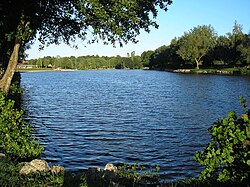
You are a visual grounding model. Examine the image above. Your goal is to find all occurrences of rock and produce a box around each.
[30,159,50,172]
[104,163,118,173]
[51,166,64,175]
[19,165,35,175]
[173,69,191,73]
[19,159,50,175]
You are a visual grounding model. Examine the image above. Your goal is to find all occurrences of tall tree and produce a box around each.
[141,50,154,67]
[0,1,40,93]
[238,33,250,65]
[210,35,232,65]
[177,25,217,69]
[165,37,185,69]
[227,21,244,65]
[149,45,169,69]
[0,0,173,94]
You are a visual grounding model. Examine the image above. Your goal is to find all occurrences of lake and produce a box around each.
[21,70,250,181]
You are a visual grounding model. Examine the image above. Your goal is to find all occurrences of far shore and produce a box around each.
[16,68,77,73]
[155,67,250,76]
[16,67,250,76]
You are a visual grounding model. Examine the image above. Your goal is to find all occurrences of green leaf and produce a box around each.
[247,160,250,166]
[216,149,220,155]
[246,126,250,138]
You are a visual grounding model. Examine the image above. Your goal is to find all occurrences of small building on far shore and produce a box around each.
[47,64,53,68]
[16,64,38,69]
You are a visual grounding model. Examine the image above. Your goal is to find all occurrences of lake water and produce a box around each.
[21,70,250,181]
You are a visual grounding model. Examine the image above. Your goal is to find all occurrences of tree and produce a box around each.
[209,35,232,66]
[227,21,244,65]
[165,37,185,69]
[0,1,39,94]
[141,50,154,67]
[177,25,217,69]
[131,51,136,63]
[149,45,169,69]
[0,0,173,94]
[237,33,250,66]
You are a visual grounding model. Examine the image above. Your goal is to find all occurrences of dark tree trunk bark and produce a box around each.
[0,42,21,95]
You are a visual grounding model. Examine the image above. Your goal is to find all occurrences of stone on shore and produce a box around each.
[104,163,118,172]
[19,159,50,175]
[51,165,65,175]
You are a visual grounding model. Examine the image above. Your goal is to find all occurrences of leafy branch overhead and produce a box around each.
[7,0,172,48]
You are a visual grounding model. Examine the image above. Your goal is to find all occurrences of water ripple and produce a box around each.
[21,70,250,181]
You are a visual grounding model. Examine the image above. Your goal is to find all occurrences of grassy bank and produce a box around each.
[16,68,62,73]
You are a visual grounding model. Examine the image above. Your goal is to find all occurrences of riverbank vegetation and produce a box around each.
[0,74,43,161]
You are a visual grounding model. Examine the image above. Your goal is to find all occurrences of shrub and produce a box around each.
[213,60,225,66]
[116,163,160,185]
[194,97,250,183]
[239,67,250,75]
[0,92,43,161]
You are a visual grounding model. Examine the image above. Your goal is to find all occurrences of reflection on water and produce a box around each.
[21,70,250,181]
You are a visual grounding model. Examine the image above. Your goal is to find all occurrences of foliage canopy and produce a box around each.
[1,0,173,50]
[177,25,217,69]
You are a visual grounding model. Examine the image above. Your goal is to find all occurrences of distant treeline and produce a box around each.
[27,21,250,71]
[26,52,143,70]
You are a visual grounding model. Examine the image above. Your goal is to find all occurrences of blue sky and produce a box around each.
[26,0,250,59]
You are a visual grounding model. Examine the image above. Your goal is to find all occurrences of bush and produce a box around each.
[213,60,225,66]
[0,92,43,161]
[116,163,160,185]
[194,97,250,183]
[239,67,250,75]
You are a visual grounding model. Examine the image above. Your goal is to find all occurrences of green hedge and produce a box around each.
[0,74,43,161]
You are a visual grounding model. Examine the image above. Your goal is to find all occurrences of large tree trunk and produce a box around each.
[0,42,21,95]
[195,58,200,69]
